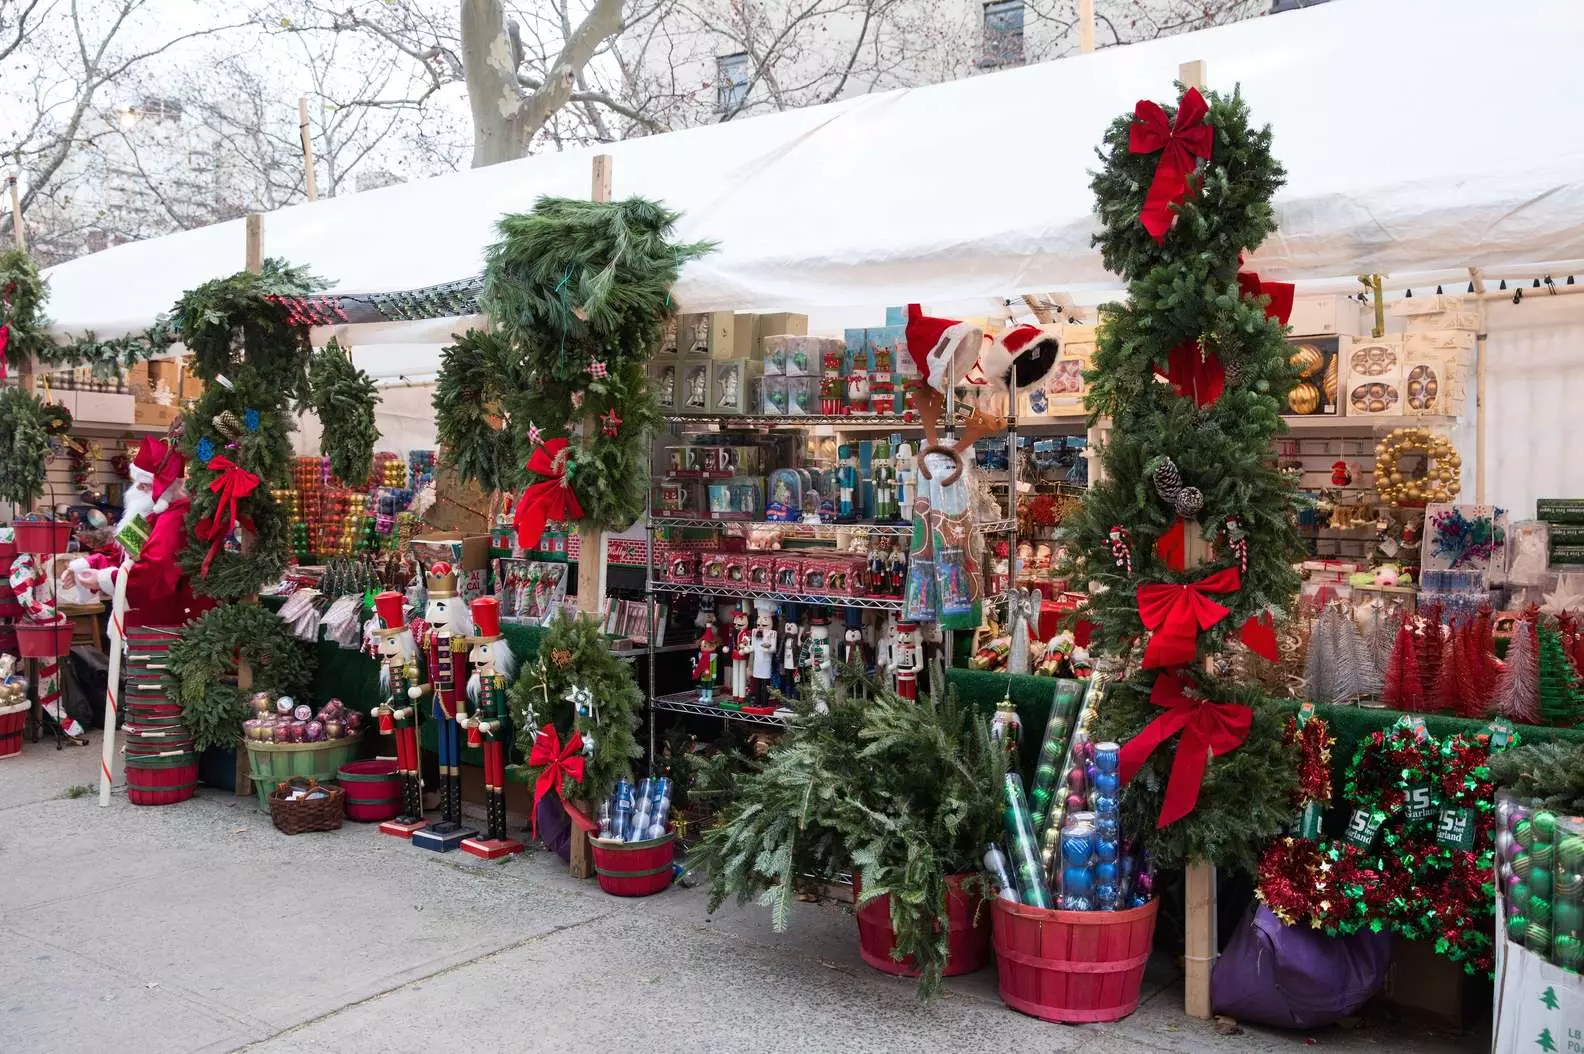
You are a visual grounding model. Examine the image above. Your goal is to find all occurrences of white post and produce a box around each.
[97,559,133,806]
[1078,0,1096,53]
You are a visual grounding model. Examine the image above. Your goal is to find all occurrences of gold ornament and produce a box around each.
[1289,344,1326,379]
[1323,358,1338,404]
[1373,426,1459,507]
[1287,382,1321,415]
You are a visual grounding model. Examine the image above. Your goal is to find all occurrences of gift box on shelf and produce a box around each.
[660,549,701,585]
[1400,344,1472,417]
[1283,335,1343,416]
[652,359,679,411]
[1342,336,1405,417]
[759,374,788,415]
[679,361,711,412]
[1022,324,1095,418]
[745,552,777,591]
[708,360,760,415]
[785,375,819,416]
[1287,294,1367,337]
[753,313,809,364]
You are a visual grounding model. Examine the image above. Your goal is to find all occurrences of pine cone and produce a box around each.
[213,411,244,440]
[1152,458,1183,502]
[1175,487,1205,520]
[1224,360,1243,387]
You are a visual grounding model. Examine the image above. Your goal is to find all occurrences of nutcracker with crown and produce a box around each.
[460,597,522,859]
[411,561,479,852]
[373,591,429,837]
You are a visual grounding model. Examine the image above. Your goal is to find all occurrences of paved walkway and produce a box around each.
[1,735,1484,1053]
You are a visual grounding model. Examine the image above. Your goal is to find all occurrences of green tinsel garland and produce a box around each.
[308,339,380,486]
[165,604,316,752]
[436,197,710,539]
[1062,85,1307,870]
[509,611,641,806]
[0,385,52,507]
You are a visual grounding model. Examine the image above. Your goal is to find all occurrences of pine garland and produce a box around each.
[165,604,316,752]
[308,340,380,486]
[509,611,642,805]
[0,385,52,507]
[1060,85,1304,869]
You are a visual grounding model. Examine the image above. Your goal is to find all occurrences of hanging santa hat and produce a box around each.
[972,324,1063,398]
[906,304,983,393]
[129,437,186,512]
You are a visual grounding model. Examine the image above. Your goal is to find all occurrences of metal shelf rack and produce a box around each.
[651,690,790,727]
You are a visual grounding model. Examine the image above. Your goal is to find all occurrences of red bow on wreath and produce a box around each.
[1119,671,1252,828]
[1129,86,1213,243]
[0,322,9,380]
[195,455,260,576]
[528,725,586,837]
[513,437,584,551]
[1135,565,1240,669]
[1237,269,1295,326]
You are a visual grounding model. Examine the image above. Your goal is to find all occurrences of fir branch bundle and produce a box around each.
[1490,740,1584,816]
[309,340,380,487]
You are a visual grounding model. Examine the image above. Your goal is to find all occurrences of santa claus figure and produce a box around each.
[410,562,478,853]
[64,437,214,628]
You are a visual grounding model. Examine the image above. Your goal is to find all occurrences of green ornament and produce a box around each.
[1534,811,1558,842]
[1531,868,1554,900]
[1558,872,1584,898]
[1555,934,1584,969]
[1525,922,1551,952]
[1512,851,1534,878]
[1530,896,1553,926]
[1559,835,1584,871]
[1515,818,1535,848]
[1554,900,1584,935]
[1512,880,1532,906]
[1534,842,1557,869]
[1510,913,1531,941]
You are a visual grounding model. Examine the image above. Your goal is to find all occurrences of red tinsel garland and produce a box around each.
[1283,715,1333,808]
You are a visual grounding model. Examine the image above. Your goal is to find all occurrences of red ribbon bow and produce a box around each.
[1129,86,1214,243]
[1119,672,1253,828]
[513,438,584,551]
[1237,269,1296,326]
[1135,565,1241,669]
[195,455,260,576]
[0,321,9,380]
[528,725,586,837]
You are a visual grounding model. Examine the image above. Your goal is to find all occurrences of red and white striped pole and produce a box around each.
[97,559,132,807]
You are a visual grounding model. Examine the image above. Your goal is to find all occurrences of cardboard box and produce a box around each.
[678,361,711,412]
[706,312,736,358]
[125,361,151,398]
[1493,943,1584,1053]
[181,374,204,401]
[411,532,491,572]
[708,360,759,414]
[1022,323,1095,417]
[1287,295,1365,337]
[134,402,180,428]
[760,374,788,415]
[1401,347,1470,417]
[1283,335,1344,416]
[732,314,757,359]
[1404,310,1480,333]
[651,359,679,411]
[1389,294,1464,318]
[1404,329,1477,355]
[73,391,135,424]
[1341,336,1405,417]
[674,313,711,356]
[752,313,807,361]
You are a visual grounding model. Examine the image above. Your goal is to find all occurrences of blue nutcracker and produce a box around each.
[411,562,480,853]
[836,444,860,522]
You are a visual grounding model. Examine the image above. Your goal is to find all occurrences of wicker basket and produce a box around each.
[267,777,346,835]
[246,734,362,810]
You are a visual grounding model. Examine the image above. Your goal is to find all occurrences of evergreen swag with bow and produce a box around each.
[435,197,711,547]
[1060,85,1306,871]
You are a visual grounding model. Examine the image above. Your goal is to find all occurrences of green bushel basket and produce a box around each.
[245,735,363,810]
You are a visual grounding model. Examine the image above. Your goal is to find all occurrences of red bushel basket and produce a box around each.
[126,754,199,806]
[0,700,28,760]
[337,759,402,822]
[16,621,73,659]
[591,829,676,897]
[12,519,70,554]
[853,872,991,978]
[991,896,1158,1024]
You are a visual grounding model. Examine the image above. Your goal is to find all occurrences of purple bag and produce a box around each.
[1212,905,1392,1029]
[535,795,573,861]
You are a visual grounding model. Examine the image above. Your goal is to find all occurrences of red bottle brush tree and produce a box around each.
[1382,618,1425,712]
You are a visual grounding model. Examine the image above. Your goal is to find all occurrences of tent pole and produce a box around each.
[298,97,318,202]
[6,171,24,251]
[1469,267,1487,503]
[1078,0,1095,53]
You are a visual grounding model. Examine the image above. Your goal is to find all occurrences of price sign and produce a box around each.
[1344,808,1386,850]
[1435,807,1476,851]
[1405,782,1438,822]
[1486,718,1515,750]
[1299,802,1324,839]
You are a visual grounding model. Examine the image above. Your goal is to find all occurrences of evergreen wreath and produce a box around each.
[510,611,642,805]
[308,339,380,486]
[164,604,316,752]
[1063,84,1306,870]
[169,259,323,599]
[0,385,53,507]
[436,197,711,538]
[0,249,51,366]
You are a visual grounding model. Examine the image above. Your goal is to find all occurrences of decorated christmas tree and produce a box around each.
[1536,624,1584,727]
[1493,616,1540,724]
[1065,82,1303,870]
[1381,618,1425,712]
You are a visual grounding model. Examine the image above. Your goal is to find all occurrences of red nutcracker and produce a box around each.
[892,620,922,700]
[460,597,522,859]
[820,349,844,415]
[411,562,479,853]
[373,591,428,838]
[694,617,721,704]
[729,608,751,704]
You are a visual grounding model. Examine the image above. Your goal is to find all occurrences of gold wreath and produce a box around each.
[1374,427,1459,507]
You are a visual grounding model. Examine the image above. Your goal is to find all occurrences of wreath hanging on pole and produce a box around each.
[165,603,316,752]
[308,338,380,487]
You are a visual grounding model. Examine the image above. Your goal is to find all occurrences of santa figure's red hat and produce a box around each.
[973,324,1063,398]
[906,304,983,393]
[129,437,186,512]
[469,596,502,643]
[373,590,407,636]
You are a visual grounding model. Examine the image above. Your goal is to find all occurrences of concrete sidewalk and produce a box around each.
[1,735,1484,1054]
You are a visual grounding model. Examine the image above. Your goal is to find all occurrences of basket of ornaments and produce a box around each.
[242,694,363,810]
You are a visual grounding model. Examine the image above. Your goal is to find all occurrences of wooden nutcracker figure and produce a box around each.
[729,608,751,704]
[694,617,721,704]
[411,561,479,853]
[836,445,860,522]
[778,616,801,699]
[886,540,907,597]
[750,605,777,707]
[373,591,428,838]
[892,620,922,699]
[895,439,917,514]
[841,617,870,692]
[872,439,898,522]
[460,597,521,859]
[803,614,835,700]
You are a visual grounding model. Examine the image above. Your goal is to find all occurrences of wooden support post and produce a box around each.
[6,171,25,251]
[1469,268,1487,503]
[566,154,615,880]
[1078,0,1096,53]
[231,220,265,799]
[245,213,264,274]
[1175,56,1217,1022]
[298,97,318,202]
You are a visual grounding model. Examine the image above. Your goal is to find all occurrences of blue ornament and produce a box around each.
[196,437,215,464]
[1061,866,1094,896]
[1094,861,1119,885]
[1095,815,1120,839]
[1062,832,1094,864]
[1093,742,1121,773]
[1094,793,1120,817]
[1062,894,1094,911]
[1095,771,1120,796]
[1095,839,1119,863]
[1095,883,1119,909]
[1029,389,1048,414]
[244,408,261,431]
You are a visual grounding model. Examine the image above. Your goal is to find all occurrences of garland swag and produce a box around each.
[0,249,171,377]
[435,197,711,537]
[164,603,315,752]
[1065,86,1306,870]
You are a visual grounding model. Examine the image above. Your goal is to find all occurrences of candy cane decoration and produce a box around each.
[9,553,82,739]
[98,555,134,806]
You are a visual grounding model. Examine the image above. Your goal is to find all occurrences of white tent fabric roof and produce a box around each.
[41,0,1584,340]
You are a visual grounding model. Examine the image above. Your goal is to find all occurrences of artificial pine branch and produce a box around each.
[1489,740,1584,815]
[1536,625,1584,727]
